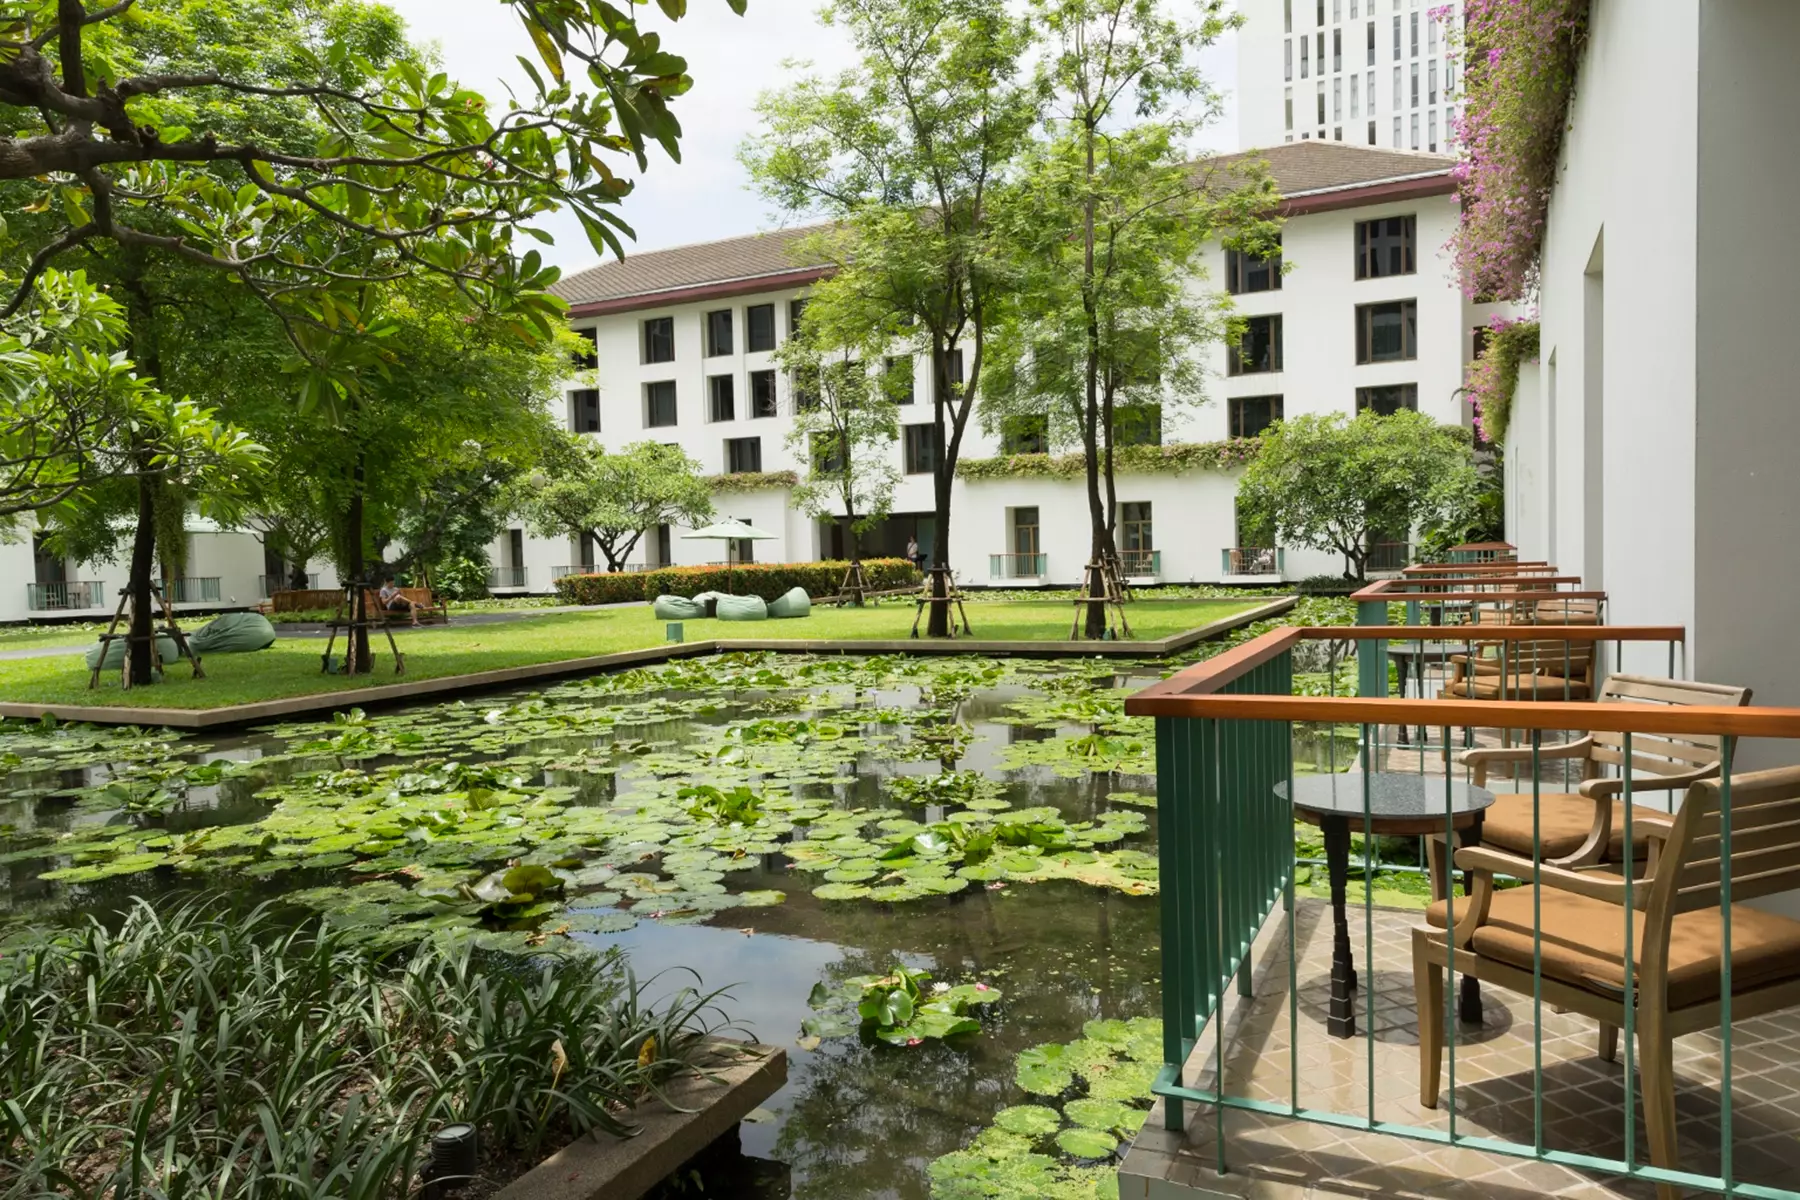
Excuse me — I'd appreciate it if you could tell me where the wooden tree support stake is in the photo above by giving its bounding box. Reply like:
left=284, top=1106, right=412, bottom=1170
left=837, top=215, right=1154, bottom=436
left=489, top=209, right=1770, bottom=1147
left=911, top=565, right=972, bottom=638
left=88, top=581, right=205, bottom=690
left=1069, top=559, right=1132, bottom=641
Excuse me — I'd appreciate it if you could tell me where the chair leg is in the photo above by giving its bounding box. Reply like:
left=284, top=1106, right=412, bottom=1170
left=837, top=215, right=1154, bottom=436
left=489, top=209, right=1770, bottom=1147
left=1597, top=1022, right=1618, bottom=1063
left=1414, top=930, right=1445, bottom=1108
left=1638, top=1018, right=1680, bottom=1199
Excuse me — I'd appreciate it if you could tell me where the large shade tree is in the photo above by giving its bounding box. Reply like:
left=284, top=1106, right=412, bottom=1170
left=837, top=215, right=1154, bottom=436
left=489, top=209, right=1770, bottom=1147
left=742, top=0, right=1038, bottom=635
left=522, top=437, right=713, bottom=574
left=0, top=0, right=744, bottom=679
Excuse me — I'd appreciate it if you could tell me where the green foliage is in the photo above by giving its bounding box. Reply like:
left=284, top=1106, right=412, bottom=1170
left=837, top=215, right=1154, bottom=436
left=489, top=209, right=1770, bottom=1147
left=553, top=558, right=921, bottom=605
left=802, top=965, right=1002, bottom=1046
left=1235, top=410, right=1482, bottom=579
left=525, top=438, right=714, bottom=573
left=0, top=898, right=732, bottom=1197
left=709, top=470, right=800, bottom=493
left=959, top=438, right=1260, bottom=481
left=1462, top=317, right=1540, bottom=445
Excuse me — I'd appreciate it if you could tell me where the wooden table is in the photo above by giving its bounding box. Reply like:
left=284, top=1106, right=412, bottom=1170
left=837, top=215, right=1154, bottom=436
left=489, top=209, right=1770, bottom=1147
left=1277, top=771, right=1495, bottom=1038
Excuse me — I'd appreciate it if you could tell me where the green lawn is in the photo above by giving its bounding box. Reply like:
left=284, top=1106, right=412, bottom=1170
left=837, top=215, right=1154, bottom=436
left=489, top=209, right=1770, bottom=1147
left=0, top=624, right=105, bottom=651
left=0, top=597, right=1266, bottom=712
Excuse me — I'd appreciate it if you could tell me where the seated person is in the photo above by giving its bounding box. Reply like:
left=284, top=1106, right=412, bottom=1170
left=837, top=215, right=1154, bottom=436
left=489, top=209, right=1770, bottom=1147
left=377, top=576, right=421, bottom=626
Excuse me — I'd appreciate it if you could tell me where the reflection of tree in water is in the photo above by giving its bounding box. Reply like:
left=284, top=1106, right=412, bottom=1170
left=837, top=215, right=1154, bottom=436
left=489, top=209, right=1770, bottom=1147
left=768, top=884, right=1161, bottom=1200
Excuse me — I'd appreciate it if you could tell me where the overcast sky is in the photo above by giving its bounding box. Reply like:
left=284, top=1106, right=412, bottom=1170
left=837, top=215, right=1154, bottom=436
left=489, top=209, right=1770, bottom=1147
left=381, top=0, right=1240, bottom=274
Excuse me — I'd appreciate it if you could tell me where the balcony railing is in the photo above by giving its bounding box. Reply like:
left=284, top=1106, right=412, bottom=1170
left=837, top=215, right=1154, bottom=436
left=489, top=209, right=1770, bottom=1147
left=551, top=564, right=594, bottom=580
left=259, top=573, right=318, bottom=598
left=487, top=566, right=529, bottom=589
left=988, top=552, right=1047, bottom=579
left=1121, top=620, right=1800, bottom=1200
left=1445, top=540, right=1517, bottom=563
left=1120, top=549, right=1161, bottom=578
left=26, top=580, right=105, bottom=611
left=163, top=576, right=221, bottom=603
left=1365, top=539, right=1412, bottom=572
left=1221, top=546, right=1284, bottom=577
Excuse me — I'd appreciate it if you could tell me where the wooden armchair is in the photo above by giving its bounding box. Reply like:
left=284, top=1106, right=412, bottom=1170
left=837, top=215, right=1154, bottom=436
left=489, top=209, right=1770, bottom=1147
left=1415, top=765, right=1800, bottom=1199
left=1459, top=675, right=1751, bottom=868
left=1441, top=636, right=1598, bottom=701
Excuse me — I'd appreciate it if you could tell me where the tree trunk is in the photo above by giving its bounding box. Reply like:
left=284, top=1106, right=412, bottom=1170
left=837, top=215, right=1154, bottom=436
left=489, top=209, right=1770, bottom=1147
left=928, top=340, right=954, bottom=638
left=346, top=456, right=372, bottom=673
left=125, top=468, right=157, bottom=684
left=1079, top=113, right=1108, bottom=639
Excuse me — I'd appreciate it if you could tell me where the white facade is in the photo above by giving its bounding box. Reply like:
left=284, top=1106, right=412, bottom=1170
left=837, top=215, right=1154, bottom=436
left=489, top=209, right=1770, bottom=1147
left=1238, top=0, right=1463, bottom=154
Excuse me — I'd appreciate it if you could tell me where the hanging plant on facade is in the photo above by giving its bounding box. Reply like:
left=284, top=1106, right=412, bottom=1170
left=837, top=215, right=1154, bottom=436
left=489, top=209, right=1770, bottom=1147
left=959, top=438, right=1261, bottom=482
left=1464, top=316, right=1539, bottom=443
left=1443, top=0, right=1591, bottom=300
left=708, top=470, right=800, bottom=493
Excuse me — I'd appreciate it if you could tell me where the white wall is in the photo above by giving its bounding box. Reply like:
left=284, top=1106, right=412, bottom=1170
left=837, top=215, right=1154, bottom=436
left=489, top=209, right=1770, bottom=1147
left=1238, top=0, right=1465, bottom=151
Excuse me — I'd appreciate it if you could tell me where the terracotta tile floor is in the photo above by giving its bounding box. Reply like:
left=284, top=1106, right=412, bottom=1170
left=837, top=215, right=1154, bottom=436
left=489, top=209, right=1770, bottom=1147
left=1119, top=900, right=1800, bottom=1199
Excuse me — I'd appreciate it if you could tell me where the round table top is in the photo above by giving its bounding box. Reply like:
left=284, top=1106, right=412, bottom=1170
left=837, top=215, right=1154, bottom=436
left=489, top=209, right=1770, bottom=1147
left=1276, top=771, right=1495, bottom=828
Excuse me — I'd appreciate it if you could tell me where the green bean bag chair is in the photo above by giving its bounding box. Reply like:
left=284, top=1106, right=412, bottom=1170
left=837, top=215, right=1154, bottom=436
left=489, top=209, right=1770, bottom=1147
left=84, top=634, right=180, bottom=672
left=189, top=611, right=277, bottom=654
left=653, top=594, right=705, bottom=620
left=691, top=591, right=725, bottom=617
left=714, top=594, right=769, bottom=622
left=768, top=586, right=811, bottom=619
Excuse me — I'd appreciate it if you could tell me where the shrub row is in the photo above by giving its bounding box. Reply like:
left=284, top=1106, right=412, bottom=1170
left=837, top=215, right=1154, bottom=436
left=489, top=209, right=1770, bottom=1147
left=554, top=557, right=921, bottom=605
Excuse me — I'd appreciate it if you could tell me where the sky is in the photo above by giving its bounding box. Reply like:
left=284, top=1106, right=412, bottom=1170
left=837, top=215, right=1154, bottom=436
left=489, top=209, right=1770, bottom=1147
left=380, top=0, right=1241, bottom=275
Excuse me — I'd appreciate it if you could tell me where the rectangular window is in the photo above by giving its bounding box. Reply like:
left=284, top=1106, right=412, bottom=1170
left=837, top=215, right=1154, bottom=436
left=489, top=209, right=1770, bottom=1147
left=942, top=347, right=965, bottom=388
left=572, top=327, right=597, bottom=369
left=1115, top=404, right=1162, bottom=447
left=1334, top=126, right=1343, bottom=141
left=788, top=298, right=809, bottom=340
left=1428, top=8, right=1438, bottom=51
left=1393, top=115, right=1401, bottom=145
left=1355, top=214, right=1416, bottom=277
left=1349, top=0, right=1357, bottom=16
left=885, top=355, right=914, bottom=404
left=1316, top=87, right=1326, bottom=124
left=1285, top=39, right=1293, bottom=80
left=1300, top=35, right=1309, bottom=76
left=1332, top=0, right=1341, bottom=20
left=791, top=364, right=819, bottom=413
left=642, top=316, right=674, bottom=365
left=1120, top=502, right=1153, bottom=556
left=810, top=431, right=846, bottom=474
left=1350, top=72, right=1359, bottom=117
left=1368, top=118, right=1377, bottom=144
left=1012, top=506, right=1041, bottom=557
left=1333, top=77, right=1342, bottom=119
left=570, top=388, right=600, bottom=433
left=725, top=436, right=762, bottom=473
left=1366, top=19, right=1375, bottom=65
left=1226, top=241, right=1283, bottom=293
left=749, top=369, right=778, bottom=418
left=1409, top=11, right=1418, bottom=55
left=645, top=379, right=678, bottom=427
left=1356, top=383, right=1419, bottom=414
left=1392, top=65, right=1401, bottom=109
left=1446, top=102, right=1458, bottom=147
left=1317, top=31, right=1325, bottom=68
left=705, top=309, right=733, bottom=357
left=1392, top=14, right=1400, bottom=57
left=1332, top=28, right=1341, bottom=72
left=1228, top=395, right=1284, bottom=439
left=1316, top=0, right=1324, bottom=26
left=1285, top=0, right=1293, bottom=32
left=1355, top=300, right=1418, bottom=363
left=1410, top=61, right=1419, bottom=107
left=1428, top=108, right=1438, bottom=152
left=708, top=374, right=735, bottom=422
left=746, top=304, right=776, bottom=353
left=1445, top=57, right=1457, bottom=97
left=1410, top=110, right=1420, bottom=148
left=1285, top=87, right=1294, bottom=130
left=1429, top=58, right=1438, bottom=104
left=903, top=423, right=941, bottom=474
left=1001, top=413, right=1048, bottom=455
left=1228, top=315, right=1284, bottom=375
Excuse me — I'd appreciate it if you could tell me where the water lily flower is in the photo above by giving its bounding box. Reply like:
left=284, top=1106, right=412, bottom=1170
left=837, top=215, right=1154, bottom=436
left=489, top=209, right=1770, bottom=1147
left=932, top=981, right=951, bottom=993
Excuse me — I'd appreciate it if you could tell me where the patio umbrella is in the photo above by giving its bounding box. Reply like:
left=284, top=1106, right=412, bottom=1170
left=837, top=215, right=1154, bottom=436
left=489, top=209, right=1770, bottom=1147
left=680, top=520, right=777, bottom=594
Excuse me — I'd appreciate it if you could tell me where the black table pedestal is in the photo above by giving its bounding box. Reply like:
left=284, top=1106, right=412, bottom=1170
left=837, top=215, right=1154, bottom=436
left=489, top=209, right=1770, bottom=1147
left=1321, top=815, right=1358, bottom=1037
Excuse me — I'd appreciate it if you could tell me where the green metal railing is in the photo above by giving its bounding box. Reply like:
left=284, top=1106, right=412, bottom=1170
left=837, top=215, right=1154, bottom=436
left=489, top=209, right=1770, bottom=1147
left=988, top=552, right=1046, bottom=579
left=25, top=580, right=105, bottom=610
left=1221, top=547, right=1284, bottom=577
left=1121, top=549, right=1162, bottom=577
left=1126, top=623, right=1797, bottom=1199
left=487, top=565, right=529, bottom=589
left=164, top=576, right=221, bottom=603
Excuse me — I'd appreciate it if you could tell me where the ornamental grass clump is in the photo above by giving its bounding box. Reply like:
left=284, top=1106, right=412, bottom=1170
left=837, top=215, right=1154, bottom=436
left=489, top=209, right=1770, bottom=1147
left=1444, top=0, right=1591, bottom=300
left=0, top=898, right=733, bottom=1199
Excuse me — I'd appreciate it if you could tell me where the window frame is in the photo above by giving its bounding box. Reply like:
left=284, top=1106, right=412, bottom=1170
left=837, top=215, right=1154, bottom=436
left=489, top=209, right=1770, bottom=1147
left=1225, top=241, right=1283, bottom=294
left=642, top=316, right=675, bottom=365
left=724, top=435, right=762, bottom=474
left=1227, top=314, right=1284, bottom=376
left=885, top=355, right=915, bottom=404
left=749, top=369, right=778, bottom=419
left=645, top=379, right=679, bottom=428
left=570, top=388, right=601, bottom=433
left=1355, top=383, right=1419, bottom=415
left=745, top=304, right=776, bottom=353
left=903, top=422, right=941, bottom=475
left=1114, top=403, right=1163, bottom=448
left=1354, top=214, right=1417, bottom=279
left=704, top=309, right=733, bottom=358
left=571, top=327, right=597, bottom=370
left=1228, top=394, right=1285, bottom=439
left=1000, top=413, right=1049, bottom=456
left=1354, top=299, right=1419, bottom=364
left=708, top=374, right=735, bottom=423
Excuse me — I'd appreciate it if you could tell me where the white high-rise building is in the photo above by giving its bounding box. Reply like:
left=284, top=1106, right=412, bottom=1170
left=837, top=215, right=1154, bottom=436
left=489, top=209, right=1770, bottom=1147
left=1237, top=0, right=1462, bottom=154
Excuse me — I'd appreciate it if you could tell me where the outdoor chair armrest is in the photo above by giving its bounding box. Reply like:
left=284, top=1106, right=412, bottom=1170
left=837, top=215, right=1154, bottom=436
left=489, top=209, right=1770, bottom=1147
left=1576, top=768, right=1715, bottom=801
left=1452, top=846, right=1631, bottom=906
left=1461, top=737, right=1594, bottom=786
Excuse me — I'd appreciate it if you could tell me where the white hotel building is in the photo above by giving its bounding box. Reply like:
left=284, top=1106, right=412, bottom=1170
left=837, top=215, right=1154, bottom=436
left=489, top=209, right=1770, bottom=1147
left=490, top=141, right=1509, bottom=593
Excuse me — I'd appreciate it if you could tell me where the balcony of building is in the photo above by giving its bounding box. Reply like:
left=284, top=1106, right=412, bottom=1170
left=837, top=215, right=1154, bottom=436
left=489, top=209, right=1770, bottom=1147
left=1120, top=598, right=1800, bottom=1200
left=163, top=576, right=221, bottom=605
left=487, top=565, right=529, bottom=591
left=1121, top=549, right=1163, bottom=582
left=258, top=573, right=318, bottom=598
left=1221, top=546, right=1286, bottom=584
left=25, top=580, right=107, bottom=612
left=989, top=552, right=1048, bottom=583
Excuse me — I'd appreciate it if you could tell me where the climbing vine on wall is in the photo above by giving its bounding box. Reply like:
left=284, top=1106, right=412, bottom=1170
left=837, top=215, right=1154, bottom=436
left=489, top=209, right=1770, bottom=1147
left=1464, top=316, right=1539, bottom=443
left=959, top=439, right=1260, bottom=482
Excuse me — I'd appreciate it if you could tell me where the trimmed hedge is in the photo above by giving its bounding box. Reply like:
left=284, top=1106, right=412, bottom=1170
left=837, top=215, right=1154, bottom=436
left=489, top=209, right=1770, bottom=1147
left=708, top=470, right=800, bottom=492
left=554, top=558, right=920, bottom=605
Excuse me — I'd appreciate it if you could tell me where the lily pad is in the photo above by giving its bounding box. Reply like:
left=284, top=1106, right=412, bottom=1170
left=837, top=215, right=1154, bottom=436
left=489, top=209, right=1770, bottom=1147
left=1054, top=1127, right=1118, bottom=1160
left=992, top=1104, right=1062, bottom=1137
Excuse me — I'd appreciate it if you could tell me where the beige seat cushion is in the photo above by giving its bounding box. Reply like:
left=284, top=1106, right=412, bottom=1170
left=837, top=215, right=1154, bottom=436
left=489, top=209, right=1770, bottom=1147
left=1479, top=793, right=1667, bottom=862
left=1443, top=673, right=1592, bottom=700
left=1426, top=887, right=1800, bottom=1010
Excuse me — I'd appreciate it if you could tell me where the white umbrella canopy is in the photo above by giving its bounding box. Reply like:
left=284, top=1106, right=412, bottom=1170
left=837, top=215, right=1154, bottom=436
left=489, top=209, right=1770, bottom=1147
left=679, top=521, right=778, bottom=593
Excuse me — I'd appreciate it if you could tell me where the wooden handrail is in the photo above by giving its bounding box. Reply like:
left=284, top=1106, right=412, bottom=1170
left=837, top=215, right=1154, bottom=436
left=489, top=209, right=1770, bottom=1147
left=1293, top=625, right=1682, bottom=642
left=1129, top=628, right=1306, bottom=703
left=1402, top=561, right=1556, bottom=575
left=1354, top=576, right=1587, bottom=596
left=1353, top=586, right=1607, bottom=603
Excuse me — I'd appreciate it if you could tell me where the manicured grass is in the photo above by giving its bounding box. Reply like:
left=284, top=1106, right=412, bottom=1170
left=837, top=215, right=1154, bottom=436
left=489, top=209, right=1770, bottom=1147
left=0, top=624, right=104, bottom=651
left=0, top=597, right=1265, bottom=712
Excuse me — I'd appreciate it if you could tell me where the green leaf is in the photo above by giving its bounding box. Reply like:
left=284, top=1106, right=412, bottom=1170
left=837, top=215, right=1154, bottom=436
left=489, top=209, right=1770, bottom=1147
left=1054, top=1127, right=1117, bottom=1160
left=992, top=1105, right=1062, bottom=1137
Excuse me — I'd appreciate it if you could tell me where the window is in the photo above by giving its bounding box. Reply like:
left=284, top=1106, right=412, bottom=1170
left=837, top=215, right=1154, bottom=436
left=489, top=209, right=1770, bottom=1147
left=1334, top=126, right=1343, bottom=141
left=1350, top=73, right=1359, bottom=117
left=708, top=375, right=735, bottom=422
left=1354, top=300, right=1418, bottom=363
left=1368, top=68, right=1376, bottom=110
left=1393, top=115, right=1401, bottom=145
left=746, top=304, right=776, bottom=353
left=1285, top=87, right=1294, bottom=130
left=1300, top=35, right=1309, bottom=76
left=1285, top=39, right=1293, bottom=80
left=570, top=388, right=600, bottom=433
left=1356, top=383, right=1418, bottom=414
left=572, top=327, right=597, bottom=369
left=885, top=355, right=914, bottom=404
left=904, top=423, right=941, bottom=474
left=1410, top=110, right=1419, bottom=148
left=1316, top=0, right=1324, bottom=26
left=1317, top=31, right=1324, bottom=68
left=1427, top=8, right=1438, bottom=51
left=1120, top=502, right=1153, bottom=557
left=642, top=316, right=674, bottom=364
left=1114, top=403, right=1162, bottom=447
left=1229, top=395, right=1284, bottom=439
left=749, top=369, right=778, bottom=418
left=1228, top=314, right=1283, bottom=375
left=1333, top=77, right=1341, bottom=119
left=1392, top=14, right=1400, bottom=57
left=1368, top=119, right=1377, bottom=144
left=1332, top=0, right=1340, bottom=20
left=1284, top=0, right=1292, bottom=32
left=705, top=309, right=733, bottom=357
left=1366, top=20, right=1375, bottom=65
left=1445, top=57, right=1457, bottom=97
left=1225, top=240, right=1282, bottom=293
left=936, top=346, right=964, bottom=391
left=1316, top=87, right=1325, bottom=124
left=1471, top=324, right=1492, bottom=362
left=1001, top=413, right=1048, bottom=455
left=1410, top=60, right=1419, bottom=107
left=788, top=298, right=809, bottom=339
left=725, top=436, right=762, bottom=473
left=728, top=515, right=756, bottom=565
left=810, top=431, right=846, bottom=474
left=1349, top=0, right=1357, bottom=16
left=1409, top=10, right=1418, bottom=55
left=1392, top=65, right=1401, bottom=109
left=645, top=380, right=678, bottom=426
left=1332, top=28, right=1341, bottom=71
left=1012, top=507, right=1041, bottom=558
left=791, top=364, right=819, bottom=413
left=1355, top=214, right=1416, bottom=277
left=1428, top=108, right=1438, bottom=152
left=1428, top=58, right=1438, bottom=104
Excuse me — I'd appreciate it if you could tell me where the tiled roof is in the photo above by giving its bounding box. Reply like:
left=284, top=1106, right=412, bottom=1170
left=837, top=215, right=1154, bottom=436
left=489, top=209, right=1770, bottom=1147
left=552, top=222, right=835, bottom=307
left=554, top=143, right=1454, bottom=307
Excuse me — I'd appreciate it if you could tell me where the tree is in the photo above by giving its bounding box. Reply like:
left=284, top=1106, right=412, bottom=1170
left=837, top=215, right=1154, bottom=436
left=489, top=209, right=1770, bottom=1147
left=743, top=0, right=1038, bottom=635
left=775, top=304, right=899, bottom=590
left=523, top=438, right=713, bottom=574
left=1234, top=410, right=1482, bottom=579
left=2, top=0, right=743, bottom=679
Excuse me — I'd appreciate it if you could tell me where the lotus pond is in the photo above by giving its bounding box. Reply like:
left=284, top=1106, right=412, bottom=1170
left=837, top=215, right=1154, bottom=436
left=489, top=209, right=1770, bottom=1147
left=0, top=599, right=1386, bottom=1199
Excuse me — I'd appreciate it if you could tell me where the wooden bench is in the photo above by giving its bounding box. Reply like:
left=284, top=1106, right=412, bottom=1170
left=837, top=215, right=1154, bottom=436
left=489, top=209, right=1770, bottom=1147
left=271, top=586, right=448, bottom=625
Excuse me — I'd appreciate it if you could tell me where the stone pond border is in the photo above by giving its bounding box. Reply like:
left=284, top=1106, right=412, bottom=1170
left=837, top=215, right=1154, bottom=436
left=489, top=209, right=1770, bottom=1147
left=0, top=596, right=1296, bottom=730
